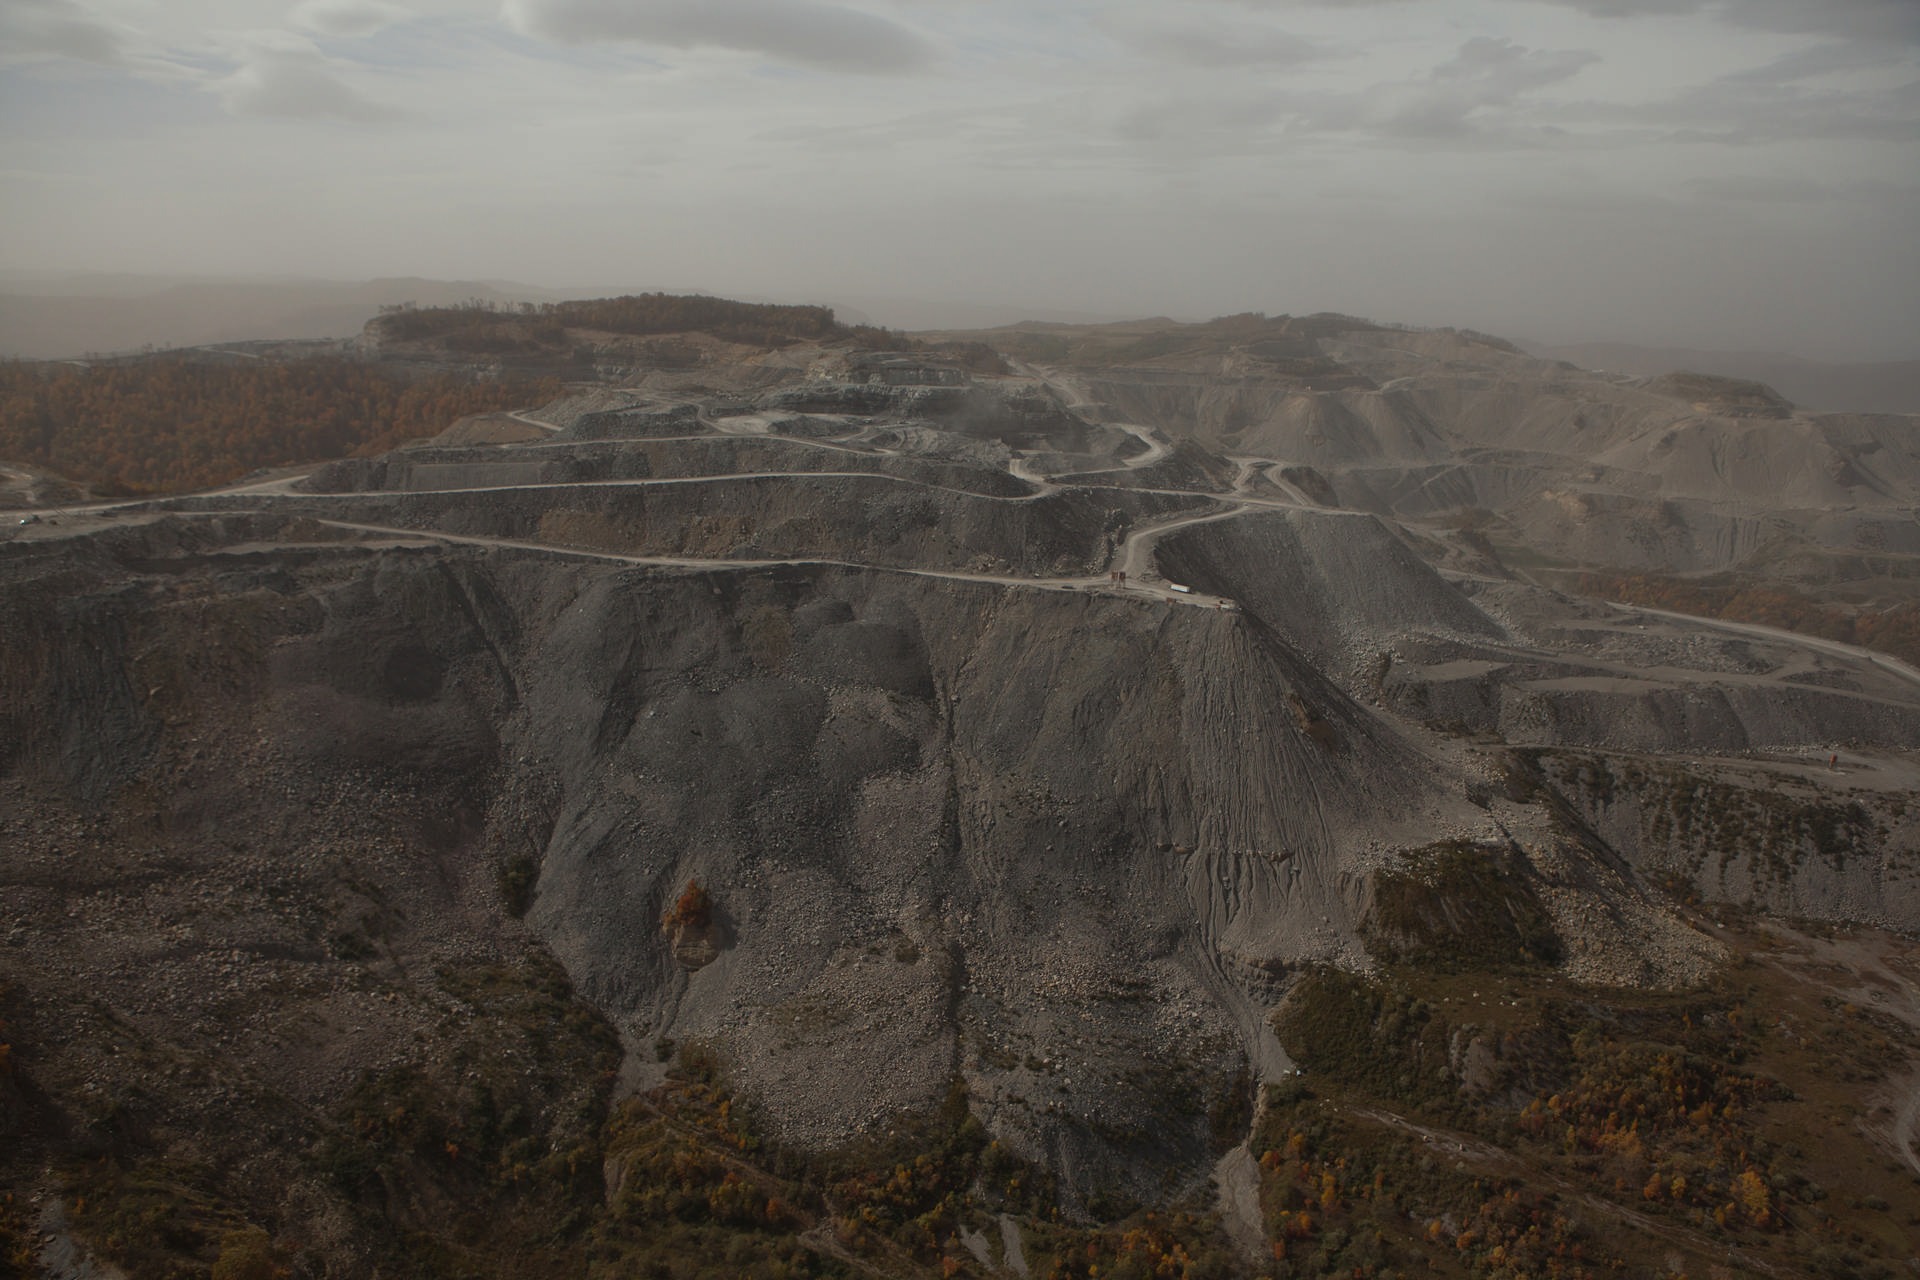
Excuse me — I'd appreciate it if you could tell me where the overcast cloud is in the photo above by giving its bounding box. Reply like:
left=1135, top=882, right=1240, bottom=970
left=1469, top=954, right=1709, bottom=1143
left=209, top=35, right=403, bottom=121
left=1, top=0, right=1914, bottom=357
left=0, top=0, right=129, bottom=66
left=289, top=1, right=413, bottom=38
left=502, top=0, right=935, bottom=73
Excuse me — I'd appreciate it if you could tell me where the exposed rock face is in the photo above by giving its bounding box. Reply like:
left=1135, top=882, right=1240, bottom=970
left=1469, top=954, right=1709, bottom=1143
left=1533, top=750, right=1920, bottom=927
left=499, top=552, right=1455, bottom=1177
left=9, top=501, right=1913, bottom=1214
left=667, top=921, right=720, bottom=971
left=0, top=522, right=1393, bottom=1198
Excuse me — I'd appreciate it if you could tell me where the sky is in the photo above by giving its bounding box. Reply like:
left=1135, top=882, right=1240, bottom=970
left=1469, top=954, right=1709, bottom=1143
left=2, top=0, right=1917, bottom=358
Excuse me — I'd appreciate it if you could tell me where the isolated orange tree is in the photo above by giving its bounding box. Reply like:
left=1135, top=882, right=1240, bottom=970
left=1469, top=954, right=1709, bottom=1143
left=663, top=879, right=713, bottom=931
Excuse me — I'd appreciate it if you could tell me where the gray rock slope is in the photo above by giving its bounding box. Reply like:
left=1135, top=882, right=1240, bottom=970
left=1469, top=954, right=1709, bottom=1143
left=1069, top=324, right=1920, bottom=588
left=0, top=515, right=1441, bottom=1199
left=501, top=551, right=1457, bottom=1187
left=11, top=496, right=1914, bottom=1207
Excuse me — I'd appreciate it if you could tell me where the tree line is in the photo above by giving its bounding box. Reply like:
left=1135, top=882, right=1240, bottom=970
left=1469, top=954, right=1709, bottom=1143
left=374, top=294, right=868, bottom=351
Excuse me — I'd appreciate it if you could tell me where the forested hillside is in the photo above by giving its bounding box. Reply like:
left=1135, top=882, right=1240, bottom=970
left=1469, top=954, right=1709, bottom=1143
left=0, top=358, right=556, bottom=494
left=370, top=293, right=896, bottom=352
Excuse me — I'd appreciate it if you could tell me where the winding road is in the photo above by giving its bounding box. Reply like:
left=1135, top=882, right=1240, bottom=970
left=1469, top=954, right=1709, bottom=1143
left=307, top=510, right=1241, bottom=609
left=31, top=372, right=1307, bottom=609
left=18, top=370, right=1920, bottom=689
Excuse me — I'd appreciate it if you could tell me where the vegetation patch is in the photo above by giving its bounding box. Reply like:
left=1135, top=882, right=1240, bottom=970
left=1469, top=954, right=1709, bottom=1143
left=304, top=952, right=621, bottom=1274
left=1531, top=751, right=1881, bottom=888
left=1360, top=841, right=1563, bottom=971
left=64, top=1161, right=268, bottom=1279
left=0, top=1191, right=35, bottom=1277
left=1265, top=932, right=1920, bottom=1279
left=1275, top=970, right=1459, bottom=1113
left=0, top=357, right=559, bottom=494
left=592, top=1053, right=1239, bottom=1280
left=374, top=295, right=849, bottom=349
left=1253, top=1077, right=1613, bottom=1279
left=663, top=879, right=714, bottom=932
left=35, top=938, right=1243, bottom=1280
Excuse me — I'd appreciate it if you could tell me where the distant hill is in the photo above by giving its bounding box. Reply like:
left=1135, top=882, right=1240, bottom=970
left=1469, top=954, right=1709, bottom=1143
left=1523, top=340, right=1920, bottom=415
left=0, top=276, right=577, bottom=360
left=832, top=294, right=1132, bottom=331
left=364, top=294, right=857, bottom=352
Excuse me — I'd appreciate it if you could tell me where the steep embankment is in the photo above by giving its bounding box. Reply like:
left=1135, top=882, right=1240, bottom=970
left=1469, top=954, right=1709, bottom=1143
left=491, top=540, right=1458, bottom=1176
left=0, top=514, right=1463, bottom=1228
left=1155, top=507, right=1509, bottom=675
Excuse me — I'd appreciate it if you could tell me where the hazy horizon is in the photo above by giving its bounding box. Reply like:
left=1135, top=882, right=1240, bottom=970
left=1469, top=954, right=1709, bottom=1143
left=4, top=0, right=1917, bottom=361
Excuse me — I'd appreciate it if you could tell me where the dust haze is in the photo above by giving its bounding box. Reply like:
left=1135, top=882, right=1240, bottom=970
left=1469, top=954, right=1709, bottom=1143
left=3, top=0, right=1916, bottom=361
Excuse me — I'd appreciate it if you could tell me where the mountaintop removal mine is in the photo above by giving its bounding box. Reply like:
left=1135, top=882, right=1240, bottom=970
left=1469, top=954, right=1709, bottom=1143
left=3, top=301, right=1918, bottom=1279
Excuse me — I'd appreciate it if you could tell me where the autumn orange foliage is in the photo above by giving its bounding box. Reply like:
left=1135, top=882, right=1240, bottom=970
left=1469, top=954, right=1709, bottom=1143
left=0, top=357, right=557, bottom=494
left=663, top=879, right=713, bottom=931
